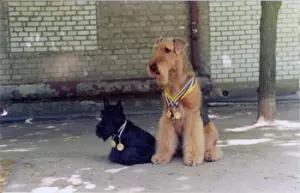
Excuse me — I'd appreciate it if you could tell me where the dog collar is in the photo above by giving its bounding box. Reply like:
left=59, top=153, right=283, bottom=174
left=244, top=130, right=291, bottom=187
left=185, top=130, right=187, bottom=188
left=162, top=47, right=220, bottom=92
left=110, top=120, right=127, bottom=151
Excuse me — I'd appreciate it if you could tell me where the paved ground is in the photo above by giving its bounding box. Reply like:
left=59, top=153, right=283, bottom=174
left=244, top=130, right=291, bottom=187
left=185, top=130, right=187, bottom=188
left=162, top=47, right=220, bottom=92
left=1, top=102, right=300, bottom=193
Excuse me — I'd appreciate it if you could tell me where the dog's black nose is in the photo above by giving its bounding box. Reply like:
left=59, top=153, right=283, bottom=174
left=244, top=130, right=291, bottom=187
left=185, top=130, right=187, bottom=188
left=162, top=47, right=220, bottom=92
left=150, top=63, right=157, bottom=72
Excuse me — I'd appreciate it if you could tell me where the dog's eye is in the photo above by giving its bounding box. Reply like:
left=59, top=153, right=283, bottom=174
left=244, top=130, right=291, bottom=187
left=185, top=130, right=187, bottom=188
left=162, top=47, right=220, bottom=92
left=165, top=48, right=171, bottom=53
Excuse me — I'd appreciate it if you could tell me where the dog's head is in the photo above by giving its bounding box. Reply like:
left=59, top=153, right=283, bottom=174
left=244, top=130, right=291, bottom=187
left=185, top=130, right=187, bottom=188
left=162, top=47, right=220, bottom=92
left=96, top=98, right=126, bottom=141
left=147, top=37, right=188, bottom=86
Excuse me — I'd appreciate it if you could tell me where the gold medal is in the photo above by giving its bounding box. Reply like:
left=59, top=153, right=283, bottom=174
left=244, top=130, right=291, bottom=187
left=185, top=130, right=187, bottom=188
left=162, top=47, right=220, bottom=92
left=110, top=139, right=116, bottom=148
left=117, top=143, right=124, bottom=151
left=174, top=111, right=182, bottom=119
left=166, top=110, right=172, bottom=118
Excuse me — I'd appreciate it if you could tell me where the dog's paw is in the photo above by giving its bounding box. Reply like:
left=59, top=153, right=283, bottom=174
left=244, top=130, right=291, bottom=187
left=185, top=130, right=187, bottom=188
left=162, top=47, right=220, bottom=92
left=204, top=148, right=222, bottom=162
left=183, top=155, right=204, bottom=166
left=151, top=154, right=172, bottom=165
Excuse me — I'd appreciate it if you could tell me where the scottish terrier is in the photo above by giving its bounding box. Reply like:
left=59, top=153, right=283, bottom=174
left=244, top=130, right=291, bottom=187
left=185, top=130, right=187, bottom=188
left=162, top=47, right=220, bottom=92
left=96, top=98, right=156, bottom=166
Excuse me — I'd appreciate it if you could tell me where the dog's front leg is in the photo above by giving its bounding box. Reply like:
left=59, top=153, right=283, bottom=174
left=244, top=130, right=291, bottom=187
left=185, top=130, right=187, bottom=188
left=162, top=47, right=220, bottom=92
left=183, top=111, right=205, bottom=166
left=151, top=116, right=177, bottom=164
left=204, top=122, right=223, bottom=162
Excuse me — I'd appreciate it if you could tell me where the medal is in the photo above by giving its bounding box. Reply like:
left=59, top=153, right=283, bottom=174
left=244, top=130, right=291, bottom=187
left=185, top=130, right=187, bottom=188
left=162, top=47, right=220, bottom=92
left=174, top=111, right=182, bottom=119
left=110, top=120, right=127, bottom=151
left=163, top=76, right=195, bottom=120
left=166, top=110, right=172, bottom=118
left=110, top=138, right=116, bottom=148
left=117, top=143, right=124, bottom=151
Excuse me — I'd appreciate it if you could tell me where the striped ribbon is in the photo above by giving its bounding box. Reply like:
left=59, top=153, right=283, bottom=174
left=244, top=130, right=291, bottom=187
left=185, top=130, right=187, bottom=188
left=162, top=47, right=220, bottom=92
left=163, top=77, right=196, bottom=108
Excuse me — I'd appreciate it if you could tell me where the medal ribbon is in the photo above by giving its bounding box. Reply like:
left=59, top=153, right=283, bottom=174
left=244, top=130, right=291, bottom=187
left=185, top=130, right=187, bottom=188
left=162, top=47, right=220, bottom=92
left=163, top=77, right=196, bottom=108
left=110, top=120, right=127, bottom=151
left=117, top=120, right=127, bottom=139
left=112, top=120, right=127, bottom=141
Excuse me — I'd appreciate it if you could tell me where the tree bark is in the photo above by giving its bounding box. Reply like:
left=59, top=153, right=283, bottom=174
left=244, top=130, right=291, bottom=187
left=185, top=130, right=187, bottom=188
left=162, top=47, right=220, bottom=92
left=257, top=1, right=282, bottom=123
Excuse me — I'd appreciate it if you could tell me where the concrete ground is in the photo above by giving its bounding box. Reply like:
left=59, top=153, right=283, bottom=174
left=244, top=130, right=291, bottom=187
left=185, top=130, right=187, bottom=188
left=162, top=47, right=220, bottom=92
left=0, top=102, right=300, bottom=193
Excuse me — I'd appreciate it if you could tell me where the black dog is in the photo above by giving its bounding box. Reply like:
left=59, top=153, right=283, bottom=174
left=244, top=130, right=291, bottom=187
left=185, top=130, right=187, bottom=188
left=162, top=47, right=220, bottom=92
left=96, top=99, right=156, bottom=166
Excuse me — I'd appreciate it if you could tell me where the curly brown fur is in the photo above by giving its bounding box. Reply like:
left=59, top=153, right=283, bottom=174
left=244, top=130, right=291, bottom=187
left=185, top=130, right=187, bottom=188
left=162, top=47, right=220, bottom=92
left=147, top=37, right=222, bottom=166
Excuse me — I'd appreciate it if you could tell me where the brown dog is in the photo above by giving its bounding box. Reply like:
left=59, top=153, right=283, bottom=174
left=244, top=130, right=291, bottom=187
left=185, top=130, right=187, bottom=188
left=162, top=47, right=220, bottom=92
left=147, top=37, right=222, bottom=166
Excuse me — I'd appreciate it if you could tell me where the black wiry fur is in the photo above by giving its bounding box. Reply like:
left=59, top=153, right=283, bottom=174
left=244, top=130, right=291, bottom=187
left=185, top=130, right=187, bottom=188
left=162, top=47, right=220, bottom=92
left=96, top=99, right=156, bottom=166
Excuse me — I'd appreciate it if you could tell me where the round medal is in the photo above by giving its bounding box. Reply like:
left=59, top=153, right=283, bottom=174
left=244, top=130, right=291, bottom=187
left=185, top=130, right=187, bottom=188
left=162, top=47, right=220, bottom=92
left=174, top=112, right=182, bottom=119
left=117, top=143, right=124, bottom=151
left=166, top=110, right=172, bottom=118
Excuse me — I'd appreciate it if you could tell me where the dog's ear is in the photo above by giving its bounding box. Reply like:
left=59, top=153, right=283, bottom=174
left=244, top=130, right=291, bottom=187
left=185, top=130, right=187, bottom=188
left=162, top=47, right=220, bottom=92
left=153, top=36, right=163, bottom=48
left=103, top=98, right=109, bottom=107
left=158, top=36, right=163, bottom=42
left=116, top=100, right=123, bottom=111
left=173, top=39, right=187, bottom=54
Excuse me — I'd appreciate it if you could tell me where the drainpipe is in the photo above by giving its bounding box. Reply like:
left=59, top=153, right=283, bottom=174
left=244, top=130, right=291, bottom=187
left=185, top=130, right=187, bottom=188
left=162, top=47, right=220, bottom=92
left=189, top=1, right=215, bottom=96
left=189, top=1, right=200, bottom=70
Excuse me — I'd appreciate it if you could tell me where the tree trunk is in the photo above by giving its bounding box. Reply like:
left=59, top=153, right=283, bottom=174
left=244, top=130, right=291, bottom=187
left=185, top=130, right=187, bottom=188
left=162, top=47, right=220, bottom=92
left=257, top=1, right=282, bottom=123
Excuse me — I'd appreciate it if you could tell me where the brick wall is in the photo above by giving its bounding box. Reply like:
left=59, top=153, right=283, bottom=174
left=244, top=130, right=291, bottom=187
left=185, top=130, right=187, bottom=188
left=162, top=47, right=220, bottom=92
left=8, top=1, right=97, bottom=52
left=277, top=2, right=300, bottom=84
left=96, top=2, right=190, bottom=78
left=1, top=1, right=209, bottom=85
left=0, top=1, right=7, bottom=54
left=209, top=1, right=300, bottom=85
left=0, top=1, right=8, bottom=83
left=0, top=0, right=299, bottom=97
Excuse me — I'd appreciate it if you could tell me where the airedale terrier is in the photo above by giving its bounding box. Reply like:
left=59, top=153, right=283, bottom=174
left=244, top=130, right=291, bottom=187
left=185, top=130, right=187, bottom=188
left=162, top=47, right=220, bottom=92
left=146, top=37, right=222, bottom=166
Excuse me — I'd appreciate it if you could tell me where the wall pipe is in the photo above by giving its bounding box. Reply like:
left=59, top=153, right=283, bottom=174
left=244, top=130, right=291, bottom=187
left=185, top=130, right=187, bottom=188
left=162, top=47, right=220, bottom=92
left=189, top=1, right=201, bottom=70
left=189, top=1, right=216, bottom=96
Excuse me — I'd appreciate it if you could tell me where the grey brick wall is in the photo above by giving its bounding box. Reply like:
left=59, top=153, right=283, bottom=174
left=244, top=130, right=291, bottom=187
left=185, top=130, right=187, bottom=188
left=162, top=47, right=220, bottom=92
left=8, top=1, right=97, bottom=52
left=1, top=1, right=205, bottom=85
left=96, top=2, right=190, bottom=77
left=0, top=1, right=7, bottom=55
left=0, top=1, right=9, bottom=84
left=0, top=0, right=298, bottom=94
left=209, top=1, right=300, bottom=84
